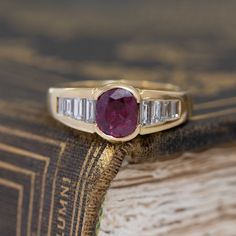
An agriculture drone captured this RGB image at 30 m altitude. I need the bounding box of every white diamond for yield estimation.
[170,100,180,118]
[140,101,151,125]
[151,101,161,124]
[64,98,73,116]
[140,99,181,125]
[160,101,171,120]
[85,100,96,123]
[57,97,64,114]
[74,98,86,120]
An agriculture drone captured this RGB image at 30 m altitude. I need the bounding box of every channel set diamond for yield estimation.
[140,101,152,125]
[74,98,86,120]
[151,100,161,124]
[58,98,74,116]
[85,100,96,123]
[140,99,180,126]
[57,97,96,123]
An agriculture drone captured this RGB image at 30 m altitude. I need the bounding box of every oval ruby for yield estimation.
[96,88,138,138]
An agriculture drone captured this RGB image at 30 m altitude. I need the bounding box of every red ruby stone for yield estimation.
[96,88,138,138]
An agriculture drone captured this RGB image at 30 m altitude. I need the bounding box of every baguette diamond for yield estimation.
[171,100,179,118]
[57,98,74,116]
[57,97,96,123]
[57,97,64,114]
[74,98,86,120]
[161,101,171,119]
[85,100,96,123]
[140,99,180,126]
[64,98,73,116]
[151,101,161,123]
[140,101,152,125]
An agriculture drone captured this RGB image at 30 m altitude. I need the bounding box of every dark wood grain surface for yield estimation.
[0,1,236,235]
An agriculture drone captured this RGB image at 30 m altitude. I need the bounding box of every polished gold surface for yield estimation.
[48,80,192,142]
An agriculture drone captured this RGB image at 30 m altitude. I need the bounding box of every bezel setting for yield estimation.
[94,82,141,142]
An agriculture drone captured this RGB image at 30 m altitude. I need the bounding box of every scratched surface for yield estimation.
[0,1,236,235]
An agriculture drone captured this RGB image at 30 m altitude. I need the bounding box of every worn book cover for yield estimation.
[0,1,236,236]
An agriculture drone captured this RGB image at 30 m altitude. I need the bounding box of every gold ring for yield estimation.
[48,80,192,142]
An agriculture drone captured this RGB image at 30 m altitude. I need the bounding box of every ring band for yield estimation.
[48,80,192,142]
